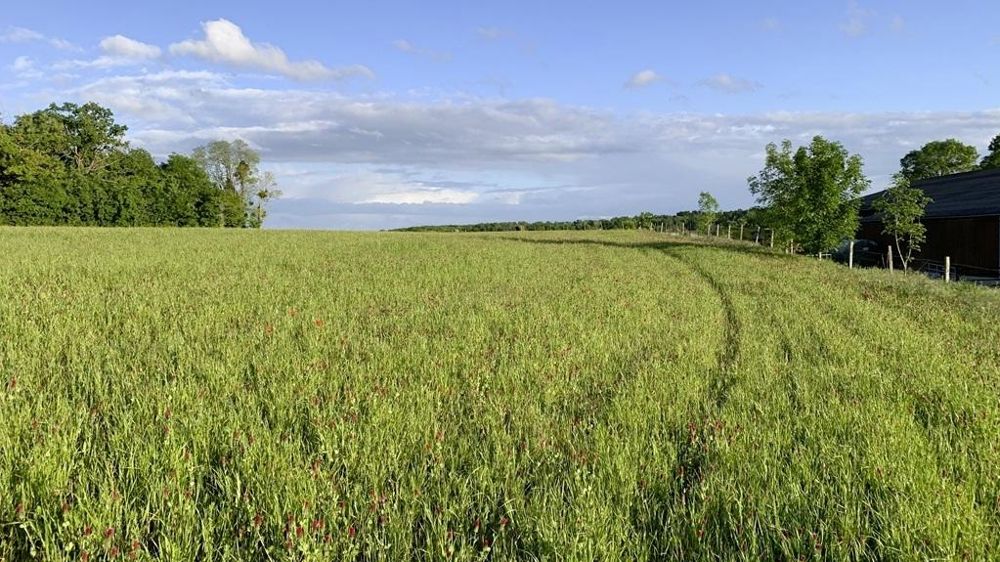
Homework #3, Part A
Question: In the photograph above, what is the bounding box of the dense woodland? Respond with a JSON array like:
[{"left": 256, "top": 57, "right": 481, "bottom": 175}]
[{"left": 0, "top": 102, "right": 278, "bottom": 227}]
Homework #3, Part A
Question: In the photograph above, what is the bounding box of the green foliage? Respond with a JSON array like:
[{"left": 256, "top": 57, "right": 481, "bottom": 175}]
[
  {"left": 192, "top": 140, "right": 280, "bottom": 228},
  {"left": 873, "top": 175, "right": 932, "bottom": 270},
  {"left": 748, "top": 136, "right": 870, "bottom": 254},
  {"left": 0, "top": 102, "right": 281, "bottom": 227},
  {"left": 39, "top": 102, "right": 129, "bottom": 173},
  {"left": 193, "top": 139, "right": 260, "bottom": 194},
  {"left": 636, "top": 211, "right": 655, "bottom": 230},
  {"left": 900, "top": 139, "right": 979, "bottom": 182},
  {"left": 979, "top": 134, "right": 1000, "bottom": 170},
  {"left": 1, "top": 229, "right": 999, "bottom": 560},
  {"left": 696, "top": 191, "right": 719, "bottom": 233}
]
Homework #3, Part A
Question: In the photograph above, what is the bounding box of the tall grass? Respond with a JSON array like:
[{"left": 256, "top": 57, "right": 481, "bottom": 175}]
[{"left": 0, "top": 228, "right": 998, "bottom": 560}]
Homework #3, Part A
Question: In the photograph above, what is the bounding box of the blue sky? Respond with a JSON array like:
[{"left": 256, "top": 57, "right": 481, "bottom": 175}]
[{"left": 3, "top": 1, "right": 1000, "bottom": 229}]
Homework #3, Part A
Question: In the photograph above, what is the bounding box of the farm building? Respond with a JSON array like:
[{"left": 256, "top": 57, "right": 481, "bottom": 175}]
[{"left": 859, "top": 167, "right": 1000, "bottom": 279}]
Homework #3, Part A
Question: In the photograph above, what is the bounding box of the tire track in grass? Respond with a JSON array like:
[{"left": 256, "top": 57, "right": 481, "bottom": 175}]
[
  {"left": 497, "top": 236, "right": 743, "bottom": 556},
  {"left": 630, "top": 245, "right": 742, "bottom": 558},
  {"left": 662, "top": 249, "right": 742, "bottom": 409}
]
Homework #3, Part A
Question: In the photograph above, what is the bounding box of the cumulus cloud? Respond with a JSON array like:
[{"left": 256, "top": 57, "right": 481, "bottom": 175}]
[
  {"left": 700, "top": 73, "right": 762, "bottom": 94},
  {"left": 169, "top": 19, "right": 374, "bottom": 81},
  {"left": 100, "top": 35, "right": 162, "bottom": 60},
  {"left": 0, "top": 25, "right": 78, "bottom": 50},
  {"left": 625, "top": 69, "right": 661, "bottom": 89}
]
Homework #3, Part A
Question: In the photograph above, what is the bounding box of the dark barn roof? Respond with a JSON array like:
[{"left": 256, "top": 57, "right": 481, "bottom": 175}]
[{"left": 860, "top": 168, "right": 1000, "bottom": 222}]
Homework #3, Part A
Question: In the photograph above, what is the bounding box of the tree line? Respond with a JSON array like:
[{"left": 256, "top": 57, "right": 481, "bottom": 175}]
[
  {"left": 394, "top": 209, "right": 753, "bottom": 233},
  {"left": 0, "top": 102, "right": 279, "bottom": 227}
]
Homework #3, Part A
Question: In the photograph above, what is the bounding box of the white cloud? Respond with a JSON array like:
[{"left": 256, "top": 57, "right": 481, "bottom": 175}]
[
  {"left": 363, "top": 188, "right": 479, "bottom": 205},
  {"left": 476, "top": 27, "right": 508, "bottom": 40},
  {"left": 0, "top": 25, "right": 79, "bottom": 51},
  {"left": 841, "top": 1, "right": 874, "bottom": 37},
  {"left": 1, "top": 26, "right": 44, "bottom": 43},
  {"left": 392, "top": 39, "right": 451, "bottom": 62},
  {"left": 54, "top": 56, "right": 154, "bottom": 71},
  {"left": 100, "top": 35, "right": 162, "bottom": 60},
  {"left": 11, "top": 56, "right": 34, "bottom": 72},
  {"left": 48, "top": 38, "right": 78, "bottom": 51},
  {"left": 7, "top": 55, "right": 42, "bottom": 80},
  {"left": 169, "top": 19, "right": 374, "bottom": 81},
  {"left": 392, "top": 39, "right": 415, "bottom": 52},
  {"left": 625, "top": 69, "right": 661, "bottom": 89},
  {"left": 70, "top": 70, "right": 227, "bottom": 123},
  {"left": 700, "top": 73, "right": 762, "bottom": 94}
]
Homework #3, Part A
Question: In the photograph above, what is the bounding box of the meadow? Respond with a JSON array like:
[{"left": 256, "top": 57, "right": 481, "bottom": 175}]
[{"left": 1, "top": 228, "right": 999, "bottom": 561}]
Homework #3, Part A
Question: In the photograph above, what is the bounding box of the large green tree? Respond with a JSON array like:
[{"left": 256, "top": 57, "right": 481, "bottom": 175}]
[
  {"left": 748, "top": 136, "right": 870, "bottom": 254},
  {"left": 0, "top": 117, "right": 70, "bottom": 225},
  {"left": 899, "top": 139, "right": 979, "bottom": 182},
  {"left": 160, "top": 154, "right": 244, "bottom": 227},
  {"left": 192, "top": 139, "right": 280, "bottom": 228},
  {"left": 192, "top": 140, "right": 260, "bottom": 194},
  {"left": 12, "top": 102, "right": 129, "bottom": 174}
]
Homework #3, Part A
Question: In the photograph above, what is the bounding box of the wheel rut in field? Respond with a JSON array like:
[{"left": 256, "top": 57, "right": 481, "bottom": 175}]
[
  {"left": 659, "top": 247, "right": 741, "bottom": 409},
  {"left": 634, "top": 246, "right": 743, "bottom": 557},
  {"left": 500, "top": 237, "right": 749, "bottom": 554}
]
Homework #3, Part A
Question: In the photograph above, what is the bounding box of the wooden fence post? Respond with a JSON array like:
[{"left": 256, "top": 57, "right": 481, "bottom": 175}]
[
  {"left": 727, "top": 225, "right": 731, "bottom": 239},
  {"left": 739, "top": 223, "right": 744, "bottom": 241},
  {"left": 887, "top": 246, "right": 894, "bottom": 272},
  {"left": 755, "top": 226, "right": 760, "bottom": 244},
  {"left": 848, "top": 240, "right": 855, "bottom": 269},
  {"left": 945, "top": 256, "right": 951, "bottom": 282},
  {"left": 770, "top": 230, "right": 775, "bottom": 248}
]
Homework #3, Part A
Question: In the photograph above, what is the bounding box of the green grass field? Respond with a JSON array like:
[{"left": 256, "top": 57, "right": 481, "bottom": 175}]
[{"left": 2, "top": 228, "right": 999, "bottom": 561}]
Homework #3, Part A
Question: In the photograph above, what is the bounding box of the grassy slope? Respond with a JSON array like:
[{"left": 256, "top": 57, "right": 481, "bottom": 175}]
[{"left": 0, "top": 228, "right": 998, "bottom": 561}]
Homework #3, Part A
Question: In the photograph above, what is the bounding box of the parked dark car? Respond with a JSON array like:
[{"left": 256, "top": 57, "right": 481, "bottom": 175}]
[{"left": 831, "top": 239, "right": 882, "bottom": 268}]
